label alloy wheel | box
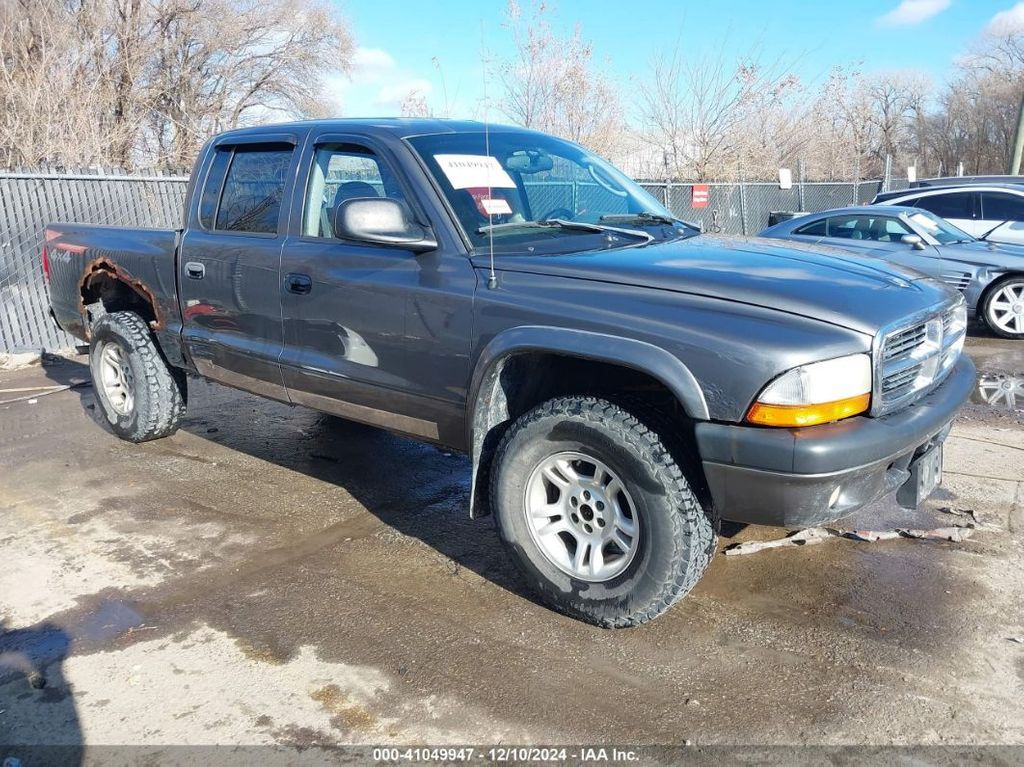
[523,451,640,582]
[97,340,135,416]
[987,281,1024,335]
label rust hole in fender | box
[78,257,164,339]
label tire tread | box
[92,311,185,442]
[491,395,717,627]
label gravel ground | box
[1,330,1022,759]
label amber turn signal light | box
[746,393,871,427]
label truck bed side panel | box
[46,224,184,357]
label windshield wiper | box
[979,220,1009,241]
[599,212,680,226]
[477,218,653,245]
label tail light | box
[42,244,50,282]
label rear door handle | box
[185,261,205,280]
[284,273,312,295]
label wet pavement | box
[1,328,1023,750]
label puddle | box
[972,374,1024,411]
[0,599,144,686]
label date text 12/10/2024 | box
[372,747,641,762]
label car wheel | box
[983,276,1024,339]
[89,311,187,442]
[490,396,717,627]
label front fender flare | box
[466,325,709,517]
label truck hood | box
[473,234,956,336]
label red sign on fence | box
[691,184,709,209]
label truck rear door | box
[178,133,301,400]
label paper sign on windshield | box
[480,197,513,216]
[435,154,516,190]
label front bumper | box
[696,356,976,528]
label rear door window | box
[912,191,976,220]
[198,149,232,229]
[980,191,1024,221]
[212,144,294,234]
[793,219,826,236]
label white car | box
[872,184,1024,246]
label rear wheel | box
[89,311,186,442]
[983,276,1024,339]
[490,396,717,627]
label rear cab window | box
[198,142,295,235]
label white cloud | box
[877,0,952,27]
[323,46,440,116]
[350,47,398,82]
[986,2,1024,34]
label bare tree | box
[861,71,930,172]
[802,67,861,180]
[399,89,431,118]
[636,40,805,180]
[0,0,355,169]
[144,0,355,169]
[497,0,625,157]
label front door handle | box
[185,261,205,280]
[284,273,312,295]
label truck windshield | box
[407,131,695,254]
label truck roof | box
[213,118,534,142]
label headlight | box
[747,353,872,427]
[948,301,968,338]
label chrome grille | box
[882,364,922,394]
[874,301,966,416]
[883,324,927,361]
[941,272,972,291]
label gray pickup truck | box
[45,119,975,626]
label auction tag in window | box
[435,154,516,190]
[480,197,513,216]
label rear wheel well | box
[471,352,703,517]
[80,268,158,330]
[980,272,1024,309]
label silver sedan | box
[760,205,1024,339]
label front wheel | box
[982,276,1024,339]
[490,396,717,627]
[89,311,186,442]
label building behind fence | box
[0,170,909,353]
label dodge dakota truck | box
[45,119,976,626]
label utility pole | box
[1011,91,1024,175]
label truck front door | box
[278,132,475,447]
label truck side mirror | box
[901,234,926,250]
[332,198,438,252]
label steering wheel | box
[541,207,575,221]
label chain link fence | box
[639,180,894,234]
[0,170,188,353]
[1,170,909,354]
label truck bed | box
[45,223,182,342]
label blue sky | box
[330,0,1024,119]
